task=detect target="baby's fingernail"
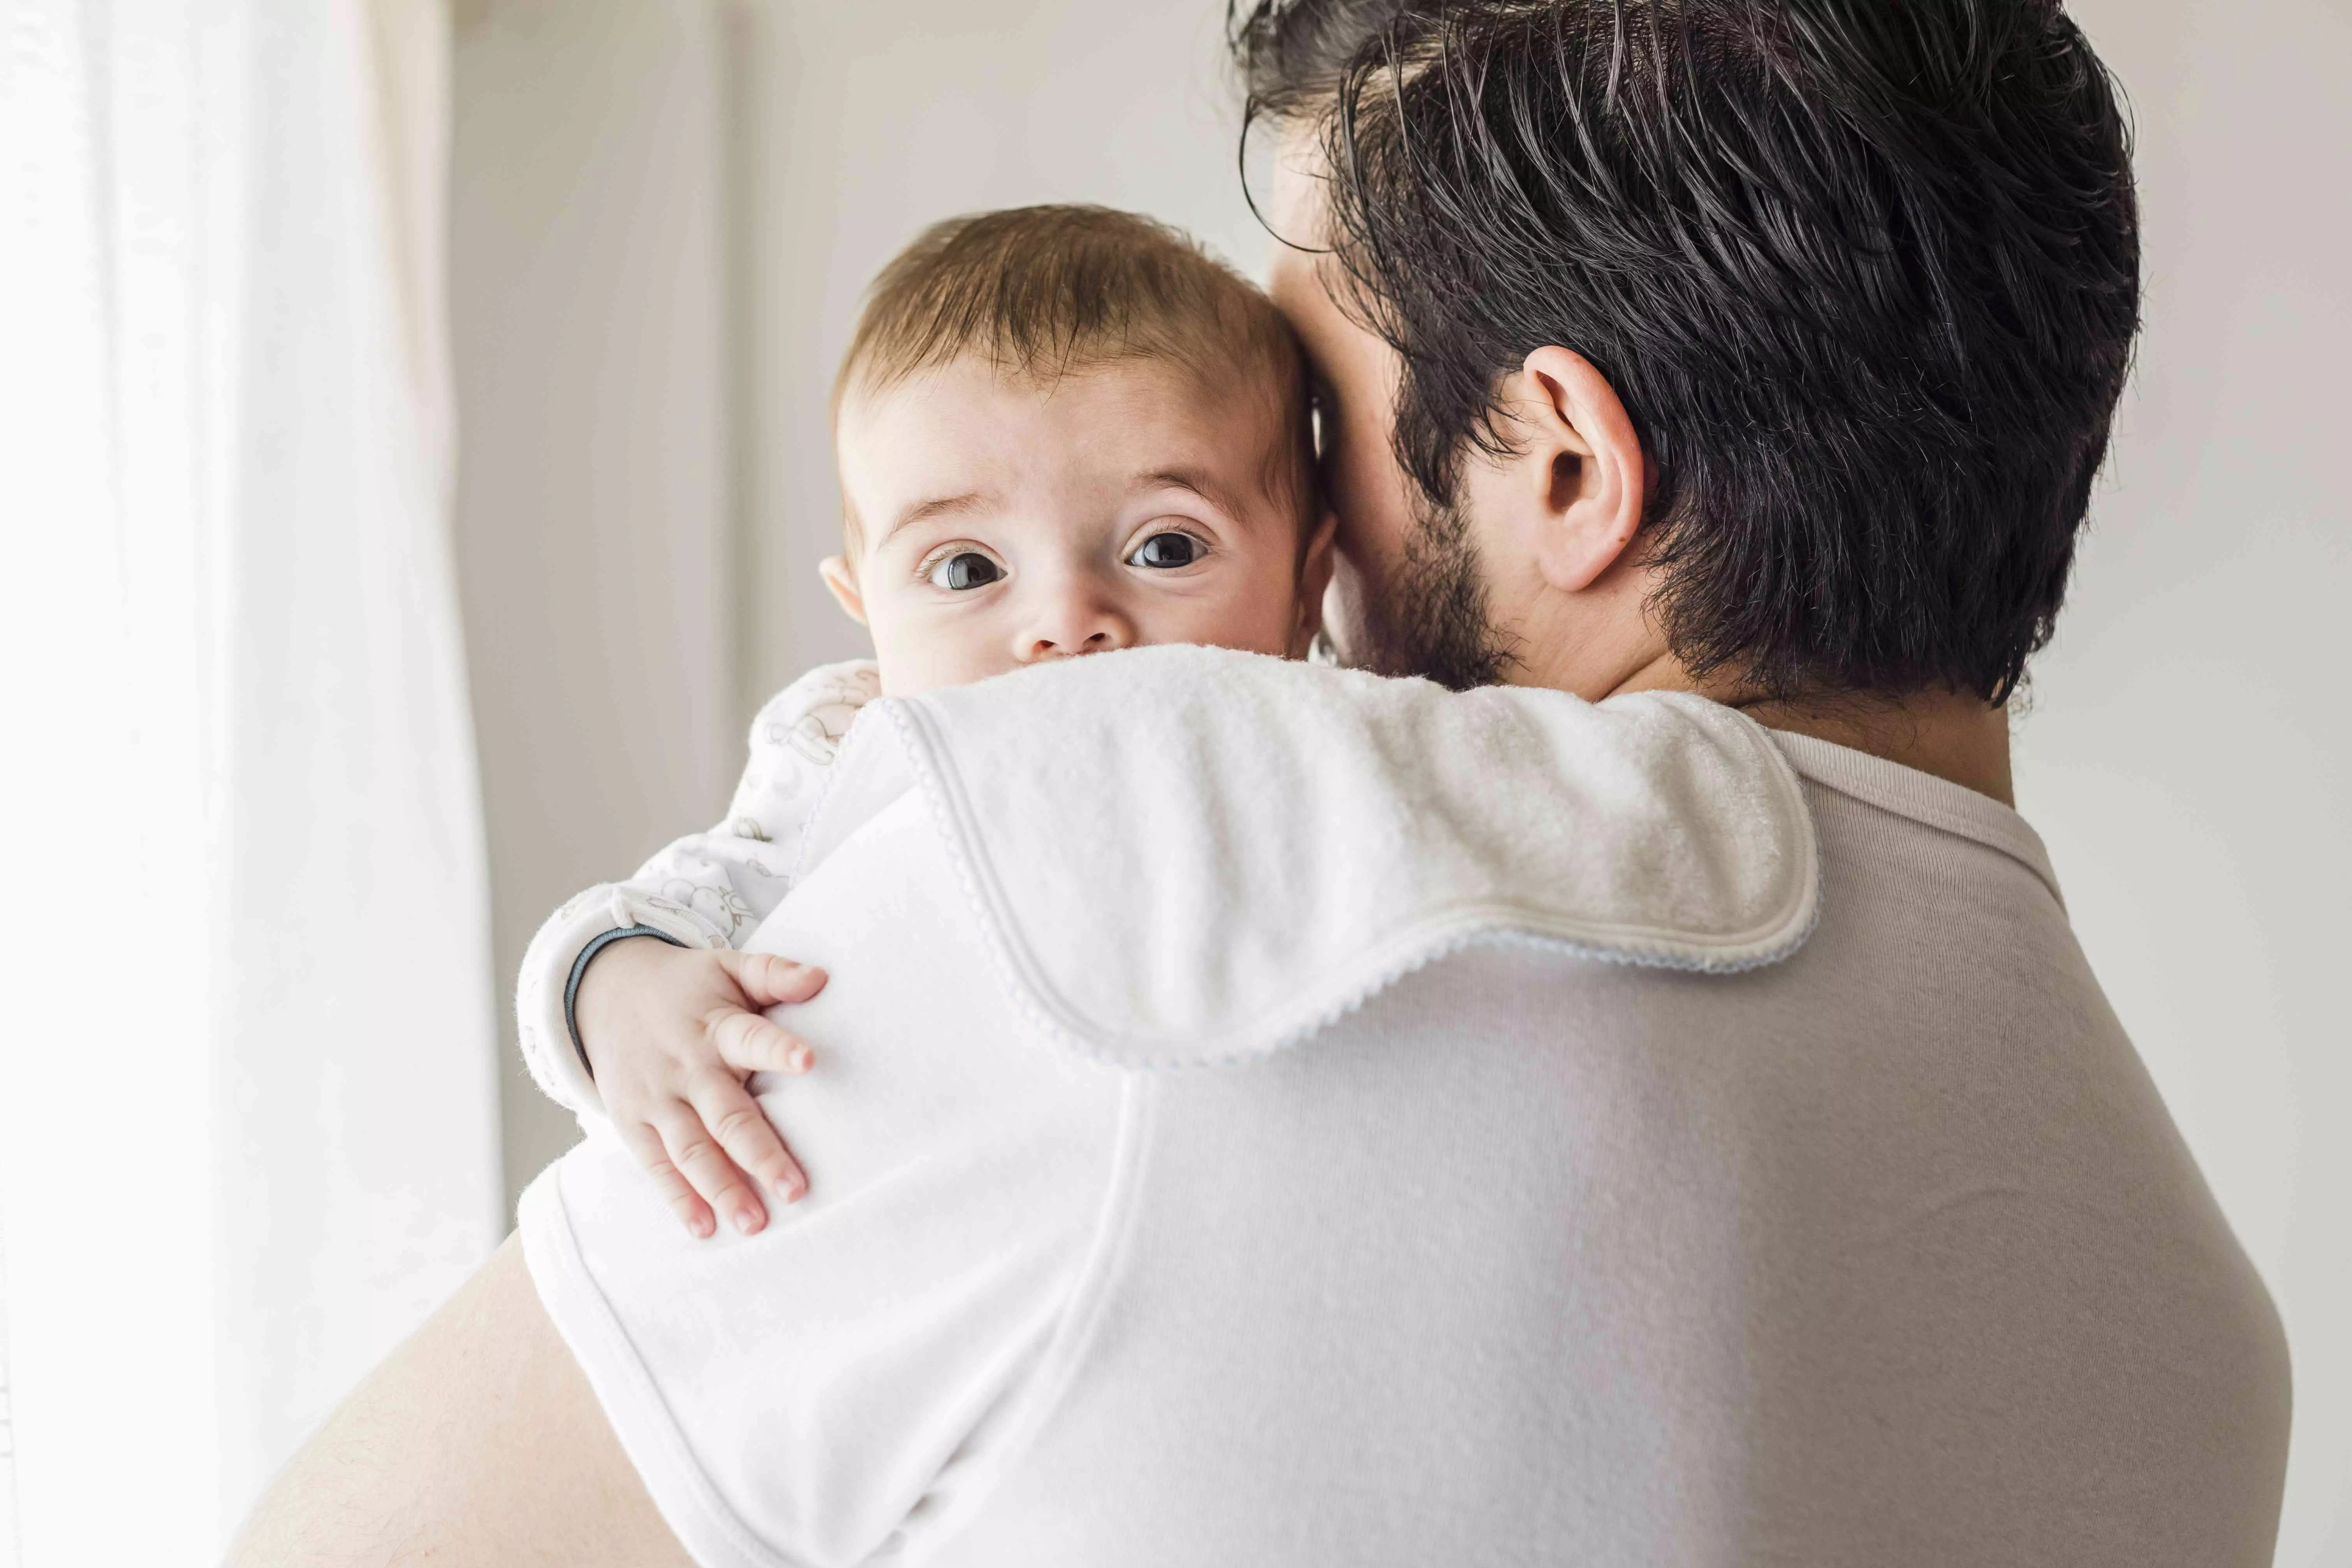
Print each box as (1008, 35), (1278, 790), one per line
(692, 1214), (715, 1239)
(788, 1044), (813, 1071)
(734, 1208), (761, 1235)
(775, 1174), (803, 1202)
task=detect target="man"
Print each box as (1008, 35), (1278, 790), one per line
(230, 2), (2292, 1564)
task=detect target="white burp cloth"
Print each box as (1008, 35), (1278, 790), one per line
(790, 645), (1820, 1069)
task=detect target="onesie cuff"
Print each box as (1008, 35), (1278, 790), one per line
(516, 888), (721, 1119)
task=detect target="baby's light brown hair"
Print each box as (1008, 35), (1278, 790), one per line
(832, 204), (1317, 546)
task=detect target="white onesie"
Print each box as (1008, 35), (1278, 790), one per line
(515, 660), (883, 1118)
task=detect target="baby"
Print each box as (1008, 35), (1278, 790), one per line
(516, 205), (1332, 1238)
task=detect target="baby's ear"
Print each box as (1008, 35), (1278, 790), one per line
(1290, 511), (1339, 658)
(819, 555), (868, 626)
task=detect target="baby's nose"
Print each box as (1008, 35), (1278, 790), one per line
(1016, 584), (1135, 664)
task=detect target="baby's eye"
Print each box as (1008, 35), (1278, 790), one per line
(1127, 532), (1203, 570)
(928, 551), (1003, 591)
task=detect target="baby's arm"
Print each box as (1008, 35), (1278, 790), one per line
(515, 659), (881, 1236)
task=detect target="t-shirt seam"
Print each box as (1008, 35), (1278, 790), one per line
(891, 1069), (1158, 1553)
(520, 1166), (806, 1568)
(1771, 730), (2067, 908)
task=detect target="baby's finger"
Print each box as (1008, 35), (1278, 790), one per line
(708, 1007), (815, 1077)
(716, 950), (828, 1010)
(653, 1101), (770, 1238)
(619, 1120), (717, 1240)
(689, 1066), (808, 1205)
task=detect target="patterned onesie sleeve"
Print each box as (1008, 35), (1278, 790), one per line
(515, 659), (882, 1120)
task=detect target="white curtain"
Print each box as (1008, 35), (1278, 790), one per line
(0, 2), (501, 1562)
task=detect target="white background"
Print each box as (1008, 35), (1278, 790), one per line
(447, 2), (2348, 1561)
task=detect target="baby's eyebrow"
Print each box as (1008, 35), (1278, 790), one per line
(1133, 467), (1244, 522)
(882, 490), (993, 547)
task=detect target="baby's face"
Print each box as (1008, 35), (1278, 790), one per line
(826, 355), (1327, 695)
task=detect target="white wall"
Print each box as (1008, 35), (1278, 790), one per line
(447, 2), (2348, 1558)
(2016, 5), (2351, 1561)
(450, 0), (736, 1204)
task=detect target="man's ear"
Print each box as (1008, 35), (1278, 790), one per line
(1509, 346), (1647, 593)
(818, 554), (868, 626)
(1290, 509), (1339, 658)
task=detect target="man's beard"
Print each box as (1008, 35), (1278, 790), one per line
(1341, 486), (1515, 692)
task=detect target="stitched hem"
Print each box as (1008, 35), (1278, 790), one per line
(518, 1166), (810, 1568)
(887, 1073), (1159, 1549)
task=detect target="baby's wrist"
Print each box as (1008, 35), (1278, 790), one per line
(565, 926), (685, 1079)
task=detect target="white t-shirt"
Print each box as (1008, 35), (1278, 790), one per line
(519, 649), (2289, 1568)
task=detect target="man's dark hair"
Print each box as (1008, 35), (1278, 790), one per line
(1233, 0), (2140, 702)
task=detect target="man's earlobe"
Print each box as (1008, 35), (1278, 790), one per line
(1518, 345), (1647, 594)
(1291, 510), (1340, 657)
(819, 555), (868, 626)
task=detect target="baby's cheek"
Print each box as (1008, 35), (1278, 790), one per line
(1166, 570), (1303, 658)
(869, 613), (1023, 695)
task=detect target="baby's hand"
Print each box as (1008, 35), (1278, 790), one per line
(572, 938), (827, 1239)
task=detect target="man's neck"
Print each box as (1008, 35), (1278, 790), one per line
(1729, 691), (2015, 808)
(1600, 651), (2016, 807)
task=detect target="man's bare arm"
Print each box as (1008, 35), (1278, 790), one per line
(224, 1236), (694, 1568)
